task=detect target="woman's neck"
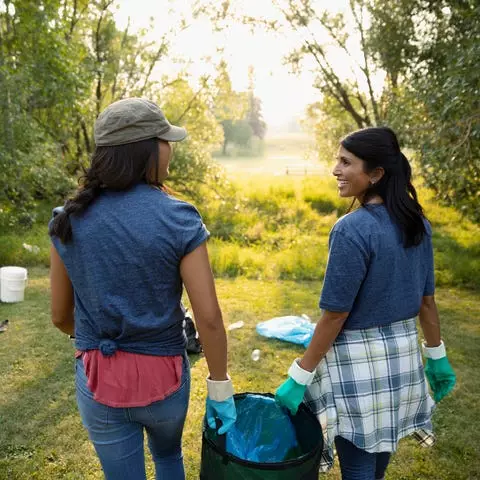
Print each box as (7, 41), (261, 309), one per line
(357, 194), (383, 205)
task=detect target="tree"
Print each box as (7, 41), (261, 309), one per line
(233, 120), (253, 147)
(304, 92), (359, 162)
(0, 0), (90, 226)
(212, 60), (248, 155)
(246, 66), (267, 139)
(273, 0), (384, 128)
(159, 77), (223, 198)
(366, 0), (480, 220)
(0, 0), (231, 226)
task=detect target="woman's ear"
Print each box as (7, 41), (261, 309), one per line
(370, 167), (385, 184)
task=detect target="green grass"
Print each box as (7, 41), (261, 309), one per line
(3, 176), (479, 288)
(0, 270), (479, 479)
(201, 173), (480, 288)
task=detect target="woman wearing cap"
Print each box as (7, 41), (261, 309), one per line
(49, 98), (236, 480)
(275, 127), (456, 480)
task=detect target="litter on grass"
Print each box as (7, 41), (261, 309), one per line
(227, 321), (245, 331)
(256, 315), (315, 347)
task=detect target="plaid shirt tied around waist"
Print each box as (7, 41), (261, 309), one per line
(304, 317), (436, 472)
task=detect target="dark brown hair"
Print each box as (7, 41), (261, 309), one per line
(49, 138), (160, 243)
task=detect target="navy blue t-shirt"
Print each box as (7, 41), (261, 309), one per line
(320, 204), (435, 330)
(50, 183), (209, 355)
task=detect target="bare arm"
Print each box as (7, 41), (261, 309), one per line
(418, 295), (441, 347)
(180, 242), (228, 381)
(299, 310), (349, 372)
(50, 245), (74, 335)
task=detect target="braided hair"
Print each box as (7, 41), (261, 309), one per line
(49, 138), (160, 243)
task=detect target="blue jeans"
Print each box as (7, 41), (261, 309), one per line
(75, 354), (190, 480)
(335, 436), (391, 480)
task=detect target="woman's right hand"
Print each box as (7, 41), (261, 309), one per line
(206, 396), (237, 434)
(275, 377), (307, 415)
(206, 375), (236, 434)
(275, 358), (315, 415)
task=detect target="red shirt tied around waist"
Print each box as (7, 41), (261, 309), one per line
(76, 349), (183, 408)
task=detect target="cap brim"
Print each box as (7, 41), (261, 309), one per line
(158, 125), (187, 142)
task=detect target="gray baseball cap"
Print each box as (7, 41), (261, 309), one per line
(94, 97), (187, 147)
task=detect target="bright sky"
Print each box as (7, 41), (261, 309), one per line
(114, 0), (360, 129)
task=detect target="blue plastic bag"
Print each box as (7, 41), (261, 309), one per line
(225, 394), (298, 463)
(256, 315), (315, 347)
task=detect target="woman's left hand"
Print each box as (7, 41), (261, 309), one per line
(424, 357), (456, 402)
(423, 340), (456, 402)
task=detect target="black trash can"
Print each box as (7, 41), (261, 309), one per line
(200, 392), (324, 480)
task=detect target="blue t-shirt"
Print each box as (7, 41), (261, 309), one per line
(50, 183), (209, 356)
(320, 204), (435, 330)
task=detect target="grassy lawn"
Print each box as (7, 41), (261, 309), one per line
(0, 268), (479, 479)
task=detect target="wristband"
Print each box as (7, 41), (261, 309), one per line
(422, 340), (446, 360)
(206, 375), (234, 401)
(288, 358), (315, 386)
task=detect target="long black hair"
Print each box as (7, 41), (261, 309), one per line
(341, 126), (426, 247)
(49, 138), (160, 243)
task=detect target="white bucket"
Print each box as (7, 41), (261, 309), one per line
(0, 266), (28, 303)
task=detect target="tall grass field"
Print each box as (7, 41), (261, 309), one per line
(0, 134), (479, 479)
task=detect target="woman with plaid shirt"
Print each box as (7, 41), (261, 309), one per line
(275, 127), (456, 480)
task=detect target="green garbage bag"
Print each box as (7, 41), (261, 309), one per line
(200, 393), (324, 480)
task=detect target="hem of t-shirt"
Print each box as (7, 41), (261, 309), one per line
(319, 301), (351, 313)
(50, 235), (60, 251)
(184, 229), (210, 256)
(74, 345), (187, 356)
(342, 315), (419, 331)
(423, 289), (435, 296)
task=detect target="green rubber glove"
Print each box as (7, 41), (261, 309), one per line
(276, 359), (315, 415)
(424, 357), (456, 402)
(275, 377), (307, 415)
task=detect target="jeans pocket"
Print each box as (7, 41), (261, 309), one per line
(169, 353), (191, 399)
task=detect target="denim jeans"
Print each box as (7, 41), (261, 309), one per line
(335, 436), (391, 480)
(75, 354), (190, 480)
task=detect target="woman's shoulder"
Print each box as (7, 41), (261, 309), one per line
(334, 205), (382, 231)
(161, 192), (202, 218)
(331, 206), (390, 248)
(135, 184), (200, 212)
